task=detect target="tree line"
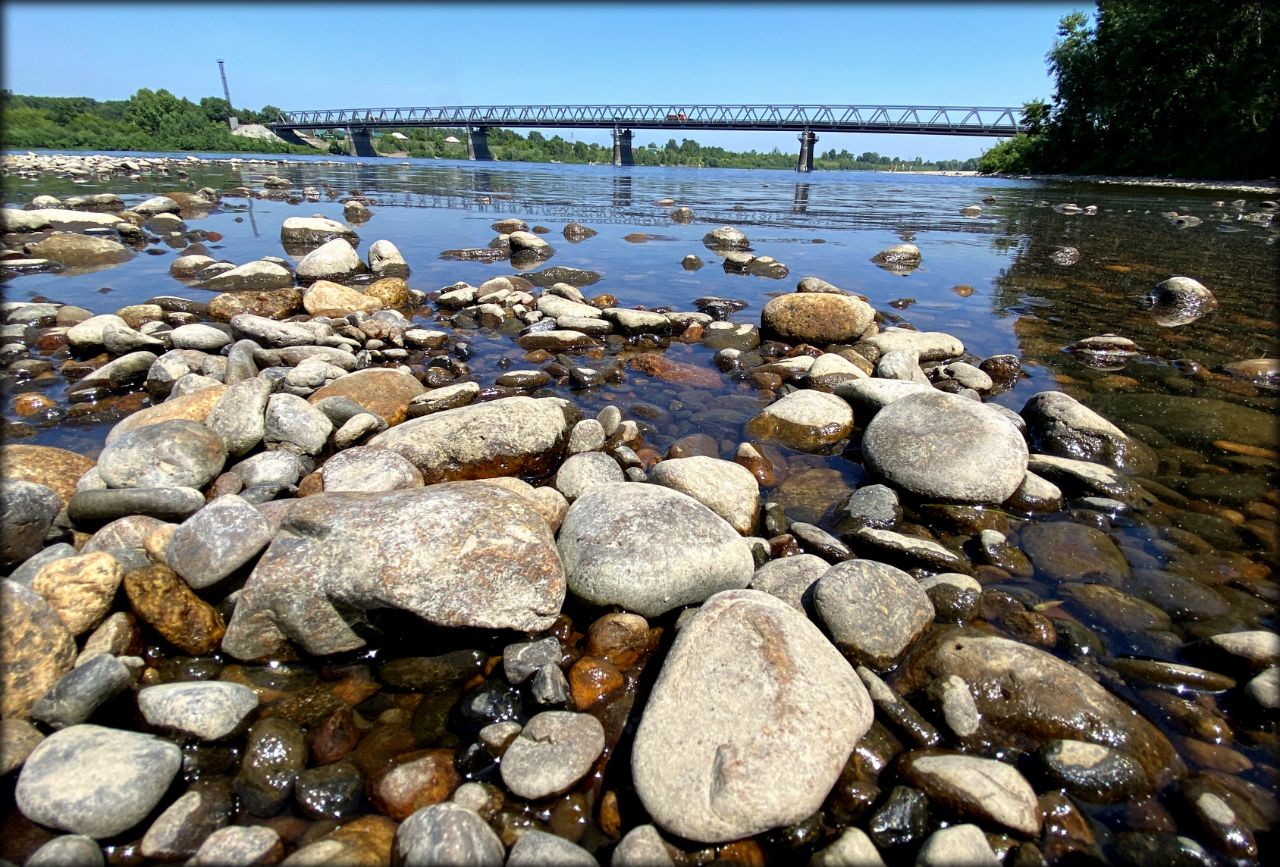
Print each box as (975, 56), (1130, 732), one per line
(1, 89), (312, 154)
(979, 1), (1278, 178)
(1, 88), (980, 171)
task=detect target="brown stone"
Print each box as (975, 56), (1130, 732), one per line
(294, 815), (398, 867)
(1, 580), (76, 719)
(123, 564), (226, 655)
(116, 303), (164, 329)
(569, 656), (626, 710)
(585, 613), (655, 670)
(761, 293), (875, 345)
(0, 444), (95, 506)
(309, 707), (361, 765)
(628, 352), (723, 389)
(303, 280), (383, 317)
(208, 288), (303, 322)
(104, 386), (226, 445)
(308, 369), (425, 427)
(666, 433), (719, 459)
(369, 748), (461, 820)
(363, 277), (410, 308)
(31, 551), (123, 636)
(347, 722), (419, 777)
(12, 394), (56, 418)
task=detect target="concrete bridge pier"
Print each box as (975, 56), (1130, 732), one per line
(612, 128), (634, 166)
(348, 127), (378, 158)
(796, 130), (818, 173)
(467, 126), (493, 161)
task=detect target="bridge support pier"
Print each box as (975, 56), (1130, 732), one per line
(347, 127), (378, 158)
(612, 128), (634, 167)
(467, 126), (493, 161)
(796, 130), (818, 173)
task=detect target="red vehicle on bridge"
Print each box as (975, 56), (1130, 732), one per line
(665, 112), (688, 122)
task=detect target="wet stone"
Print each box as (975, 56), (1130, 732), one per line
(499, 711), (605, 800)
(233, 716), (308, 816)
(370, 749), (460, 820)
(140, 779), (234, 861)
(900, 750), (1042, 837)
(1019, 520), (1131, 584)
(867, 785), (930, 851)
(504, 637), (562, 685)
(1038, 739), (1151, 804)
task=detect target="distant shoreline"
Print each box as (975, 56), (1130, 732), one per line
(986, 171), (1280, 195)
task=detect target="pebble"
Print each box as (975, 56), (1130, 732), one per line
(558, 483), (753, 617)
(140, 779), (234, 861)
(506, 829), (598, 866)
(190, 824), (283, 866)
(137, 680), (259, 740)
(29, 653), (133, 729)
(23, 834), (104, 867)
(899, 750), (1042, 836)
(814, 560), (934, 669)
(166, 493), (274, 588)
(648, 455), (760, 534)
(393, 801), (505, 867)
(914, 824), (999, 866)
(499, 711), (605, 799)
(16, 724), (181, 838)
(554, 451), (625, 502)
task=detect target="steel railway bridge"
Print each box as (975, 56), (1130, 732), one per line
(267, 103), (1023, 172)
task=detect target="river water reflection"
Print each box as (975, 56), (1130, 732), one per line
(2, 154), (1277, 862)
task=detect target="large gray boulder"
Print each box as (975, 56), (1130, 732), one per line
(558, 484), (754, 617)
(221, 483), (565, 660)
(16, 725), (182, 839)
(632, 590), (872, 843)
(96, 420), (226, 490)
(369, 396), (579, 484)
(861, 390), (1028, 503)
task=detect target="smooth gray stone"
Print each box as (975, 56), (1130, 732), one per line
(835, 484), (901, 533)
(138, 681), (259, 740)
(221, 483), (564, 660)
(230, 451), (311, 488)
(312, 395), (370, 427)
(811, 828), (886, 867)
(504, 637), (561, 685)
(67, 487), (205, 526)
(914, 824), (999, 867)
(264, 393), (332, 456)
(506, 830), (598, 866)
(558, 483), (754, 618)
(7, 542), (78, 586)
(500, 711), (605, 799)
(901, 752), (1041, 837)
(167, 494), (274, 588)
(23, 834), (103, 867)
(862, 390), (1028, 504)
(333, 413), (386, 449)
(140, 780), (234, 861)
(190, 825), (281, 866)
(206, 376), (272, 457)
(29, 654), (132, 729)
(649, 456), (760, 535)
(814, 559), (935, 670)
(101, 320), (164, 355)
(789, 521), (853, 561)
(229, 313), (317, 347)
(611, 824), (674, 867)
(851, 527), (975, 575)
(554, 451), (624, 502)
(320, 446), (421, 493)
(748, 553), (828, 611)
(16, 724), (181, 839)
(632, 589), (872, 843)
(97, 420), (225, 490)
(1, 482), (63, 570)
(224, 339), (260, 384)
(393, 802), (505, 867)
(169, 323), (232, 352)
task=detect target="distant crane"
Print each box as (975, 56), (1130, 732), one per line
(217, 59), (238, 130)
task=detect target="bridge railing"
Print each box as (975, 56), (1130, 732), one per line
(273, 104), (1022, 135)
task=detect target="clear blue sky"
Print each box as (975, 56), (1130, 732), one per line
(3, 2), (1086, 161)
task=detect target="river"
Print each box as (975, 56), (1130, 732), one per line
(1, 153), (1277, 864)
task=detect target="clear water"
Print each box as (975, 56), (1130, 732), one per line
(2, 154), (1277, 862)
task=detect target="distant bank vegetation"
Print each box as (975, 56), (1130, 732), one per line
(0, 89), (979, 172)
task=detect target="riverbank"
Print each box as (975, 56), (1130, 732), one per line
(992, 171), (1280, 195)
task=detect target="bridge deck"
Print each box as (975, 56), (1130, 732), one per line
(271, 104), (1022, 136)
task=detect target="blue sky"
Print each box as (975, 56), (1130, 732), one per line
(3, 2), (1086, 161)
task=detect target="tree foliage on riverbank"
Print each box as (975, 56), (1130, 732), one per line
(1, 89), (314, 154)
(980, 1), (1279, 178)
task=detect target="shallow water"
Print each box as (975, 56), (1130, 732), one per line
(2, 154), (1277, 863)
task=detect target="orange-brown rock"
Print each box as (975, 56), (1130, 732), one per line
(31, 551), (123, 636)
(369, 748), (461, 820)
(1, 581), (76, 719)
(569, 656), (626, 710)
(104, 386), (226, 445)
(293, 815), (398, 866)
(585, 613), (655, 670)
(123, 564), (225, 655)
(0, 444), (95, 505)
(208, 288), (303, 322)
(12, 394), (57, 418)
(309, 706), (361, 765)
(308, 369), (425, 427)
(628, 352), (722, 389)
(363, 277), (410, 309)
